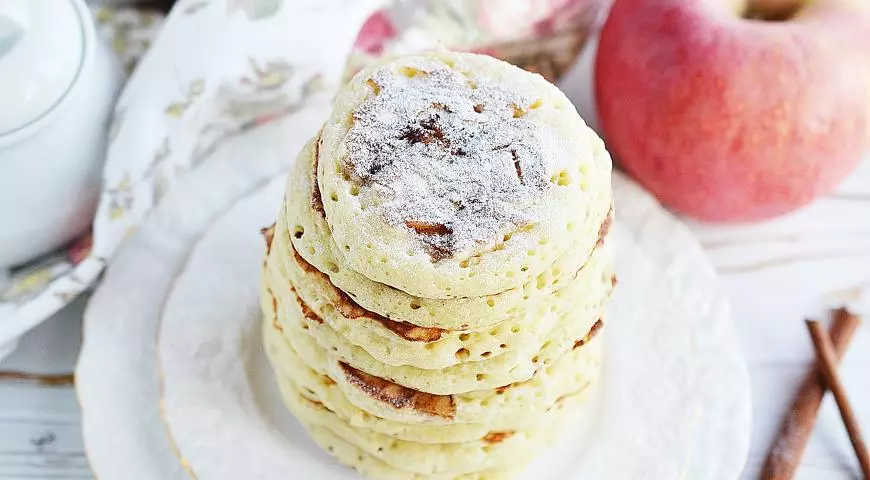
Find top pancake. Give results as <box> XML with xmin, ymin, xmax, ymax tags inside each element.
<box><xmin>318</xmin><ymin>50</ymin><xmax>612</xmax><ymax>298</ymax></box>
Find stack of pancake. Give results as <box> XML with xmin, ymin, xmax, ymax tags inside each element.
<box><xmin>260</xmin><ymin>50</ymin><xmax>614</xmax><ymax>479</ymax></box>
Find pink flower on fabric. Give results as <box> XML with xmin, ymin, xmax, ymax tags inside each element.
<box><xmin>354</xmin><ymin>10</ymin><xmax>397</xmax><ymax>55</ymax></box>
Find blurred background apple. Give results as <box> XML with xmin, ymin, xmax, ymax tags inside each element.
<box><xmin>595</xmin><ymin>0</ymin><xmax>870</xmax><ymax>221</ymax></box>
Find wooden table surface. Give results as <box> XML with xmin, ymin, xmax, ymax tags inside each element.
<box><xmin>1</xmin><ymin>160</ymin><xmax>869</xmax><ymax>479</ymax></box>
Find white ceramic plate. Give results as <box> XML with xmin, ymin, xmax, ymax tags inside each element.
<box><xmin>77</xmin><ymin>123</ymin><xmax>751</xmax><ymax>479</ymax></box>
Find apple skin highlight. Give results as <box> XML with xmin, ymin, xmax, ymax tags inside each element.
<box><xmin>595</xmin><ymin>0</ymin><xmax>870</xmax><ymax>221</ymax></box>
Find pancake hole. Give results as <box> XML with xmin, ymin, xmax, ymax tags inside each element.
<box><xmin>481</xmin><ymin>351</ymin><xmax>492</xmax><ymax>358</ymax></box>
<box><xmin>522</xmin><ymin>295</ymin><xmax>529</xmax><ymax>301</ymax></box>
<box><xmin>302</xmin><ymin>324</ymin><xmax>309</xmax><ymax>330</ymax></box>
<box><xmin>327</xmin><ymin>446</ymin><xmax>334</xmax><ymax>453</ymax></box>
<box><xmin>331</xmin><ymin>346</ymin><xmax>338</xmax><ymax>352</ymax></box>
<box><xmin>377</xmin><ymin>447</ymin><xmax>384</xmax><ymax>453</ymax></box>
<box><xmin>380</xmin><ymin>256</ymin><xmax>387</xmax><ymax>263</ymax></box>
<box><xmin>330</xmin><ymin>192</ymin><xmax>338</xmax><ymax>202</ymax></box>
<box><xmin>410</xmin><ymin>300</ymin><xmax>422</xmax><ymax>310</ymax></box>
<box><xmin>532</xmin><ymin>356</ymin><xmax>540</xmax><ymax>363</ymax></box>
<box><xmin>481</xmin><ymin>399</ymin><xmax>490</xmax><ymax>407</ymax></box>
<box><xmin>344</xmin><ymin>244</ymin><xmax>351</xmax><ymax>251</ymax></box>
<box><xmin>350</xmin><ymin>185</ymin><xmax>360</xmax><ymax>196</ymax></box>
<box><xmin>455</xmin><ymin>348</ymin><xmax>470</xmax><ymax>360</ymax></box>
<box><xmin>366</xmin><ymin>243</ymin><xmax>373</xmax><ymax>249</ymax></box>
<box><xmin>307</xmin><ymin>246</ymin><xmax>316</xmax><ymax>256</ymax></box>
<box><xmin>459</xmin><ymin>259</ymin><xmax>470</xmax><ymax>268</ymax></box>
<box><xmin>425</xmin><ymin>343</ymin><xmax>436</xmax><ymax>351</ymax></box>
<box><xmin>293</xmin><ymin>226</ymin><xmax>305</xmax><ymax>238</ymax></box>
<box><xmin>486</xmin><ymin>299</ymin><xmax>495</xmax><ymax>308</ymax></box>
<box><xmin>503</xmin><ymin>233</ymin><xmax>512</xmax><ymax>242</ymax></box>
<box><xmin>520</xmin><ymin>266</ymin><xmax>529</xmax><ymax>272</ymax></box>
<box><xmin>357</xmin><ymin>455</ymin><xmax>364</xmax><ymax>462</ymax></box>
<box><xmin>489</xmin><ymin>327</ymin><xmax>501</xmax><ymax>336</ymax></box>
<box><xmin>499</xmin><ymin>343</ymin><xmax>508</xmax><ymax>349</ymax></box>
<box><xmin>474</xmin><ymin>104</ymin><xmax>484</xmax><ymax>113</ymax></box>
<box><xmin>511</xmin><ymin>326</ymin><xmax>521</xmax><ymax>334</ymax></box>
<box><xmin>476</xmin><ymin>374</ymin><xmax>487</xmax><ymax>381</ymax></box>
<box><xmin>459</xmin><ymin>333</ymin><xmax>470</xmax><ymax>341</ymax></box>
<box><xmin>325</xmin><ymin>262</ymin><xmax>339</xmax><ymax>273</ymax></box>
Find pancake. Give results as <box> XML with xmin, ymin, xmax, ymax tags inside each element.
<box><xmin>263</xmin><ymin>316</ymin><xmax>495</xmax><ymax>444</ymax></box>
<box><xmin>277</xmin><ymin>378</ymin><xmax>576</xmax><ymax>476</ymax></box>
<box><xmin>259</xmin><ymin>281</ymin><xmax>603</xmax><ymax>426</ymax></box>
<box><xmin>303</xmin><ymin>424</ymin><xmax>513</xmax><ymax>480</ymax></box>
<box><xmin>269</xmin><ymin>212</ymin><xmax>613</xmax><ymax>370</ymax></box>
<box><xmin>263</xmin><ymin>307</ymin><xmax>598</xmax><ymax>444</ymax></box>
<box><xmin>316</xmin><ymin>50</ymin><xmax>613</xmax><ymax>298</ymax></box>
<box><xmin>285</xmin><ymin>137</ymin><xmax>614</xmax><ymax>331</ymax></box>
<box><xmin>270</xmin><ymin>263</ymin><xmax>605</xmax><ymax>395</ymax></box>
<box><xmin>268</xmin><ymin>334</ymin><xmax>587</xmax><ymax>476</ymax></box>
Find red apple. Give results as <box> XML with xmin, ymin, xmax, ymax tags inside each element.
<box><xmin>595</xmin><ymin>0</ymin><xmax>870</xmax><ymax>221</ymax></box>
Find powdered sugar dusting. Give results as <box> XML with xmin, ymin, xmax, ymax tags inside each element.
<box><xmin>344</xmin><ymin>62</ymin><xmax>553</xmax><ymax>257</ymax></box>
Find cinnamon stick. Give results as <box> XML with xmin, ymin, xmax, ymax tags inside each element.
<box><xmin>760</xmin><ymin>308</ymin><xmax>861</xmax><ymax>479</ymax></box>
<box><xmin>0</xmin><ymin>370</ymin><xmax>75</xmax><ymax>387</ymax></box>
<box><xmin>806</xmin><ymin>319</ymin><xmax>870</xmax><ymax>479</ymax></box>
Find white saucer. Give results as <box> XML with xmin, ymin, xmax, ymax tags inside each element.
<box><xmin>77</xmin><ymin>124</ymin><xmax>750</xmax><ymax>478</ymax></box>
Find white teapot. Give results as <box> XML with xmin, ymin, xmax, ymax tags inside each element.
<box><xmin>0</xmin><ymin>0</ymin><xmax>122</xmax><ymax>269</ymax></box>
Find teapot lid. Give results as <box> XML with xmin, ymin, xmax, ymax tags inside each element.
<box><xmin>0</xmin><ymin>0</ymin><xmax>86</xmax><ymax>135</ymax></box>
